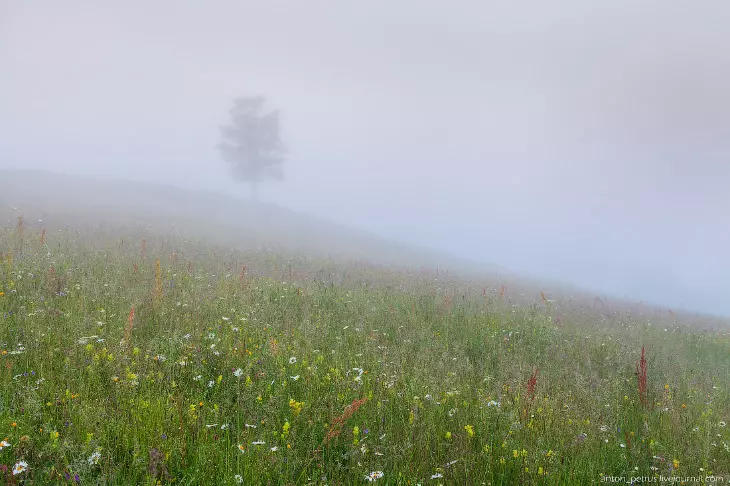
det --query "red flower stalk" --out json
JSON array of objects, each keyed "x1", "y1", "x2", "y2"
[
  {"x1": 323, "y1": 397, "x2": 368, "y2": 445},
  {"x1": 527, "y1": 368, "x2": 539, "y2": 403}
]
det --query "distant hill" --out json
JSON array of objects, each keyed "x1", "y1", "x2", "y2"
[
  {"x1": 3, "y1": 169, "x2": 728, "y2": 328},
  {"x1": 0, "y1": 169, "x2": 504, "y2": 274}
]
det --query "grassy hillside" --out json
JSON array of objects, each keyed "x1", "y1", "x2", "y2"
[{"x1": 0, "y1": 172, "x2": 728, "y2": 484}]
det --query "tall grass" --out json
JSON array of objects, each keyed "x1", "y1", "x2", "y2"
[{"x1": 0, "y1": 222, "x2": 728, "y2": 484}]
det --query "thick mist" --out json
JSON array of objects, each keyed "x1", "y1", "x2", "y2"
[{"x1": 2, "y1": 1, "x2": 729, "y2": 314}]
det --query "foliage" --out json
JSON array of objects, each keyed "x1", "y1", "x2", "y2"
[{"x1": 0, "y1": 223, "x2": 728, "y2": 484}]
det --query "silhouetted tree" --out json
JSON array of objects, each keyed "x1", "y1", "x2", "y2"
[{"x1": 218, "y1": 96, "x2": 286, "y2": 200}]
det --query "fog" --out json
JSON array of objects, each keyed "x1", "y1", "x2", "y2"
[{"x1": 2, "y1": 1, "x2": 730, "y2": 315}]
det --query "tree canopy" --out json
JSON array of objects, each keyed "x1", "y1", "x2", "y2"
[{"x1": 218, "y1": 96, "x2": 286, "y2": 199}]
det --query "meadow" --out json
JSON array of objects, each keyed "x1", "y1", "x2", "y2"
[{"x1": 1, "y1": 218, "x2": 728, "y2": 485}]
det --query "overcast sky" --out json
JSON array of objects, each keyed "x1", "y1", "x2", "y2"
[{"x1": 2, "y1": 1, "x2": 730, "y2": 314}]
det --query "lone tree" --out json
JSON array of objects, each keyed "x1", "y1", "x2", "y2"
[{"x1": 218, "y1": 96, "x2": 286, "y2": 200}]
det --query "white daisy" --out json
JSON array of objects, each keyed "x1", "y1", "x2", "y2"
[
  {"x1": 233, "y1": 368, "x2": 243, "y2": 377},
  {"x1": 12, "y1": 460, "x2": 28, "y2": 475},
  {"x1": 289, "y1": 357, "x2": 297, "y2": 364},
  {"x1": 365, "y1": 471, "x2": 384, "y2": 482},
  {"x1": 0, "y1": 440, "x2": 10, "y2": 450}
]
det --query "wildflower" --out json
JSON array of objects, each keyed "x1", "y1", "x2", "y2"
[
  {"x1": 289, "y1": 356, "x2": 297, "y2": 364},
  {"x1": 599, "y1": 425, "x2": 608, "y2": 432},
  {"x1": 431, "y1": 472, "x2": 444, "y2": 479},
  {"x1": 233, "y1": 368, "x2": 243, "y2": 377},
  {"x1": 487, "y1": 400, "x2": 500, "y2": 408},
  {"x1": 673, "y1": 459, "x2": 680, "y2": 469},
  {"x1": 720, "y1": 421, "x2": 727, "y2": 427},
  {"x1": 234, "y1": 474, "x2": 243, "y2": 484},
  {"x1": 365, "y1": 471, "x2": 384, "y2": 482},
  {"x1": 208, "y1": 380, "x2": 215, "y2": 388},
  {"x1": 499, "y1": 456, "x2": 506, "y2": 464},
  {"x1": 12, "y1": 460, "x2": 28, "y2": 475},
  {"x1": 445, "y1": 431, "x2": 452, "y2": 439},
  {"x1": 237, "y1": 444, "x2": 245, "y2": 453},
  {"x1": 245, "y1": 423, "x2": 257, "y2": 429},
  {"x1": 0, "y1": 440, "x2": 10, "y2": 450},
  {"x1": 88, "y1": 451, "x2": 101, "y2": 465},
  {"x1": 252, "y1": 441, "x2": 266, "y2": 446},
  {"x1": 290, "y1": 375, "x2": 300, "y2": 381},
  {"x1": 289, "y1": 398, "x2": 304, "y2": 417},
  {"x1": 464, "y1": 425, "x2": 475, "y2": 437},
  {"x1": 270, "y1": 446, "x2": 278, "y2": 452}
]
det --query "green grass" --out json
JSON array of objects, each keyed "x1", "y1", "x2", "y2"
[{"x1": 0, "y1": 222, "x2": 728, "y2": 485}]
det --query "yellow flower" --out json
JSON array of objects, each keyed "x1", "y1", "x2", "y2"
[
  {"x1": 513, "y1": 449, "x2": 518, "y2": 458},
  {"x1": 288, "y1": 398, "x2": 304, "y2": 417},
  {"x1": 0, "y1": 292, "x2": 5, "y2": 297},
  {"x1": 665, "y1": 384, "x2": 670, "y2": 390},
  {"x1": 499, "y1": 457, "x2": 506, "y2": 465},
  {"x1": 538, "y1": 466, "x2": 544, "y2": 475},
  {"x1": 673, "y1": 459, "x2": 680, "y2": 470},
  {"x1": 445, "y1": 431, "x2": 452, "y2": 440},
  {"x1": 464, "y1": 425, "x2": 475, "y2": 437}
]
